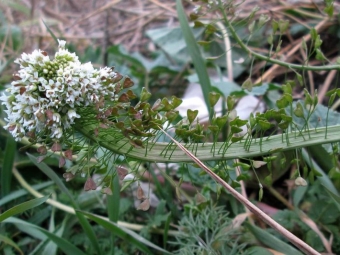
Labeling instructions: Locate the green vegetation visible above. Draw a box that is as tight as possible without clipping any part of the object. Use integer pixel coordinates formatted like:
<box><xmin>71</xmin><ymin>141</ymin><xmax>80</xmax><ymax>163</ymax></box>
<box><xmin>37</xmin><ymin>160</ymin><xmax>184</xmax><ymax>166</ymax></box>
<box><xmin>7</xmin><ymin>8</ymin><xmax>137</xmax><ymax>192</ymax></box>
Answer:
<box><xmin>1</xmin><ymin>0</ymin><xmax>340</xmax><ymax>254</ymax></box>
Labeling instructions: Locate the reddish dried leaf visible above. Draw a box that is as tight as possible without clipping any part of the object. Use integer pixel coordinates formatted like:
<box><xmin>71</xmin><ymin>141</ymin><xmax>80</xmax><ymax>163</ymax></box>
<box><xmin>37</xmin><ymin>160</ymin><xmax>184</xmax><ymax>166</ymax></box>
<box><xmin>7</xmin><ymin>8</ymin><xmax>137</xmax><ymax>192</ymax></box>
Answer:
<box><xmin>137</xmin><ymin>199</ymin><xmax>150</xmax><ymax>211</ymax></box>
<box><xmin>126</xmin><ymin>89</ymin><xmax>136</xmax><ymax>99</ymax></box>
<box><xmin>84</xmin><ymin>177</ymin><xmax>97</xmax><ymax>191</ymax></box>
<box><xmin>59</xmin><ymin>156</ymin><xmax>66</xmax><ymax>168</ymax></box>
<box><xmin>123</xmin><ymin>77</ymin><xmax>134</xmax><ymax>88</ymax></box>
<box><xmin>118</xmin><ymin>93</ymin><xmax>130</xmax><ymax>103</ymax></box>
<box><xmin>94</xmin><ymin>128</ymin><xmax>99</xmax><ymax>136</ymax></box>
<box><xmin>13</xmin><ymin>74</ymin><xmax>21</xmax><ymax>80</ymax></box>
<box><xmin>195</xmin><ymin>193</ymin><xmax>207</xmax><ymax>205</ymax></box>
<box><xmin>114</xmin><ymin>83</ymin><xmax>121</xmax><ymax>93</ymax></box>
<box><xmin>45</xmin><ymin>110</ymin><xmax>53</xmax><ymax>120</ymax></box>
<box><xmin>20</xmin><ymin>87</ymin><xmax>26</xmax><ymax>95</ymax></box>
<box><xmin>64</xmin><ymin>149</ymin><xmax>73</xmax><ymax>160</ymax></box>
<box><xmin>63</xmin><ymin>172</ymin><xmax>75</xmax><ymax>182</ymax></box>
<box><xmin>7</xmin><ymin>124</ymin><xmax>16</xmax><ymax>131</ymax></box>
<box><xmin>104</xmin><ymin>108</ymin><xmax>112</xmax><ymax>117</ymax></box>
<box><xmin>129</xmin><ymin>139</ymin><xmax>144</xmax><ymax>148</ymax></box>
<box><xmin>102</xmin><ymin>187</ymin><xmax>113</xmax><ymax>195</ymax></box>
<box><xmin>26</xmin><ymin>131</ymin><xmax>35</xmax><ymax>139</ymax></box>
<box><xmin>99</xmin><ymin>123</ymin><xmax>109</xmax><ymax>129</ymax></box>
<box><xmin>51</xmin><ymin>142</ymin><xmax>61</xmax><ymax>152</ymax></box>
<box><xmin>112</xmin><ymin>73</ymin><xmax>123</xmax><ymax>83</ymax></box>
<box><xmin>37</xmin><ymin>156</ymin><xmax>46</xmax><ymax>163</ymax></box>
<box><xmin>117</xmin><ymin>166</ymin><xmax>128</xmax><ymax>180</ymax></box>
<box><xmin>37</xmin><ymin>145</ymin><xmax>47</xmax><ymax>155</ymax></box>
<box><xmin>136</xmin><ymin>186</ymin><xmax>145</xmax><ymax>200</ymax></box>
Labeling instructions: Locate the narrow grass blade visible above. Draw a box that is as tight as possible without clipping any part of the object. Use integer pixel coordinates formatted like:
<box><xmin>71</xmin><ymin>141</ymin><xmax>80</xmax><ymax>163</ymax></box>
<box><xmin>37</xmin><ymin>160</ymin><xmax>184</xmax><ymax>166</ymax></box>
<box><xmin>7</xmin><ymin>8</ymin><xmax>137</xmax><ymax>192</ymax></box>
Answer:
<box><xmin>246</xmin><ymin>223</ymin><xmax>303</xmax><ymax>255</ymax></box>
<box><xmin>163</xmin><ymin>212</ymin><xmax>171</xmax><ymax>249</ymax></box>
<box><xmin>0</xmin><ymin>234</ymin><xmax>24</xmax><ymax>255</ymax></box>
<box><xmin>323</xmin><ymin>185</ymin><xmax>340</xmax><ymax>211</ymax></box>
<box><xmin>1</xmin><ymin>136</ymin><xmax>16</xmax><ymax>197</ymax></box>
<box><xmin>302</xmin><ymin>148</ymin><xmax>338</xmax><ymax>195</ymax></box>
<box><xmin>107</xmin><ymin>174</ymin><xmax>120</xmax><ymax>252</ymax></box>
<box><xmin>42</xmin><ymin>19</ymin><xmax>58</xmax><ymax>44</ymax></box>
<box><xmin>0</xmin><ymin>181</ymin><xmax>53</xmax><ymax>207</ymax></box>
<box><xmin>42</xmin><ymin>215</ymin><xmax>68</xmax><ymax>255</ymax></box>
<box><xmin>148</xmin><ymin>167</ymin><xmax>179</xmax><ymax>218</ymax></box>
<box><xmin>176</xmin><ymin>0</ymin><xmax>212</xmax><ymax>119</ymax></box>
<box><xmin>245</xmin><ymin>246</ymin><xmax>274</xmax><ymax>255</ymax></box>
<box><xmin>27</xmin><ymin>153</ymin><xmax>102</xmax><ymax>255</ymax></box>
<box><xmin>3</xmin><ymin>217</ymin><xmax>87</xmax><ymax>255</ymax></box>
<box><xmin>0</xmin><ymin>195</ymin><xmax>49</xmax><ymax>222</ymax></box>
<box><xmin>107</xmin><ymin>174</ymin><xmax>120</xmax><ymax>222</ymax></box>
<box><xmin>78</xmin><ymin>210</ymin><xmax>172</xmax><ymax>255</ymax></box>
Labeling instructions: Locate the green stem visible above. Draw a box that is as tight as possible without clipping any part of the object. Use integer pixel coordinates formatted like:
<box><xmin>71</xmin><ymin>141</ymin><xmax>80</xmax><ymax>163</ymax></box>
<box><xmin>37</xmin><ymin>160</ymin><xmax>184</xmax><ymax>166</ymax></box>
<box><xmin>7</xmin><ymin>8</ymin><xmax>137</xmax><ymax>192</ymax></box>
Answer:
<box><xmin>76</xmin><ymin>123</ymin><xmax>340</xmax><ymax>163</ymax></box>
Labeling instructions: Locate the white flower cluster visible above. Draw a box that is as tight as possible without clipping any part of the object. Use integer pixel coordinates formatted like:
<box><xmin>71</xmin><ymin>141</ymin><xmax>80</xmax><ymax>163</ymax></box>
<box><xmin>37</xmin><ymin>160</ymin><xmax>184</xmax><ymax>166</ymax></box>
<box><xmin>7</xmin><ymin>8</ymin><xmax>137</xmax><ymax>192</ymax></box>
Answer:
<box><xmin>1</xmin><ymin>40</ymin><xmax>119</xmax><ymax>141</ymax></box>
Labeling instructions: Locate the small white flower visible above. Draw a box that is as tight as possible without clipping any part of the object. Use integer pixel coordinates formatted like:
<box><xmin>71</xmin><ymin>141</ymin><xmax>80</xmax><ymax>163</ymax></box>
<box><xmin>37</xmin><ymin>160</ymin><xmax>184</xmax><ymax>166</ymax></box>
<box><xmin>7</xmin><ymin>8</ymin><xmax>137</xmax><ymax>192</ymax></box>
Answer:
<box><xmin>46</xmin><ymin>90</ymin><xmax>56</xmax><ymax>98</ymax></box>
<box><xmin>1</xmin><ymin>39</ymin><xmax>124</xmax><ymax>144</ymax></box>
<box><xmin>123</xmin><ymin>174</ymin><xmax>135</xmax><ymax>181</ymax></box>
<box><xmin>58</xmin><ymin>39</ymin><xmax>66</xmax><ymax>48</ymax></box>
<box><xmin>52</xmin><ymin>127</ymin><xmax>63</xmax><ymax>138</ymax></box>
<box><xmin>295</xmin><ymin>176</ymin><xmax>307</xmax><ymax>186</ymax></box>
<box><xmin>67</xmin><ymin>109</ymin><xmax>80</xmax><ymax>122</ymax></box>
<box><xmin>52</xmin><ymin>112</ymin><xmax>61</xmax><ymax>123</ymax></box>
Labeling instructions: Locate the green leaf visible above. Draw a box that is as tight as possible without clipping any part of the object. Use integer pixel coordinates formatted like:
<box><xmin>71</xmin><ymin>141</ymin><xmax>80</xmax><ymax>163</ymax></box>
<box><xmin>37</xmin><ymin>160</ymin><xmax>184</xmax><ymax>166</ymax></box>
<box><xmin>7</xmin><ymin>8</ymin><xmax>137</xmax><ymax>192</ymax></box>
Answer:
<box><xmin>258</xmin><ymin>120</ymin><xmax>273</xmax><ymax>131</ymax></box>
<box><xmin>187</xmin><ymin>109</ymin><xmax>199</xmax><ymax>124</ymax></box>
<box><xmin>209</xmin><ymin>92</ymin><xmax>221</xmax><ymax>107</ymax></box>
<box><xmin>246</xmin><ymin>223</ymin><xmax>303</xmax><ymax>255</ymax></box>
<box><xmin>293</xmin><ymin>186</ymin><xmax>308</xmax><ymax>207</ymax></box>
<box><xmin>227</xmin><ymin>95</ymin><xmax>236</xmax><ymax>110</ymax></box>
<box><xmin>215</xmin><ymin>115</ymin><xmax>228</xmax><ymax>130</ymax></box>
<box><xmin>245</xmin><ymin>246</ymin><xmax>273</xmax><ymax>255</ymax></box>
<box><xmin>302</xmin><ymin>148</ymin><xmax>339</xmax><ymax>197</ymax></box>
<box><xmin>42</xmin><ymin>19</ymin><xmax>58</xmax><ymax>45</ymax></box>
<box><xmin>27</xmin><ymin>153</ymin><xmax>102</xmax><ymax>255</ymax></box>
<box><xmin>323</xmin><ymin>185</ymin><xmax>340</xmax><ymax>212</ymax></box>
<box><xmin>176</xmin><ymin>0</ymin><xmax>212</xmax><ymax>118</ymax></box>
<box><xmin>146</xmin><ymin>26</ymin><xmax>204</xmax><ymax>64</ymax></box>
<box><xmin>1</xmin><ymin>0</ymin><xmax>29</xmax><ymax>15</ymax></box>
<box><xmin>0</xmin><ymin>181</ymin><xmax>53</xmax><ymax>207</ymax></box>
<box><xmin>324</xmin><ymin>5</ymin><xmax>334</xmax><ymax>17</ymax></box>
<box><xmin>314</xmin><ymin>35</ymin><xmax>323</xmax><ymax>48</ymax></box>
<box><xmin>278</xmin><ymin>19</ymin><xmax>290</xmax><ymax>33</ymax></box>
<box><xmin>276</xmin><ymin>96</ymin><xmax>289</xmax><ymax>109</ymax></box>
<box><xmin>315</xmin><ymin>48</ymin><xmax>327</xmax><ymax>61</ymax></box>
<box><xmin>272</xmin><ymin>20</ymin><xmax>279</xmax><ymax>34</ymax></box>
<box><xmin>140</xmin><ymin>87</ymin><xmax>151</xmax><ymax>102</ymax></box>
<box><xmin>258</xmin><ymin>187</ymin><xmax>263</xmax><ymax>201</ymax></box>
<box><xmin>248</xmin><ymin>20</ymin><xmax>255</xmax><ymax>34</ymax></box>
<box><xmin>241</xmin><ymin>77</ymin><xmax>253</xmax><ymax>92</ymax></box>
<box><xmin>0</xmin><ymin>196</ymin><xmax>49</xmax><ymax>222</ymax></box>
<box><xmin>1</xmin><ymin>136</ymin><xmax>16</xmax><ymax>197</ymax></box>
<box><xmin>258</xmin><ymin>14</ymin><xmax>270</xmax><ymax>28</ymax></box>
<box><xmin>3</xmin><ymin>217</ymin><xmax>87</xmax><ymax>255</ymax></box>
<box><xmin>78</xmin><ymin>211</ymin><xmax>172</xmax><ymax>255</ymax></box>
<box><xmin>0</xmin><ymin>234</ymin><xmax>23</xmax><ymax>255</ymax></box>
<box><xmin>293</xmin><ymin>102</ymin><xmax>304</xmax><ymax>118</ymax></box>
<box><xmin>310</xmin><ymin>28</ymin><xmax>318</xmax><ymax>41</ymax></box>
